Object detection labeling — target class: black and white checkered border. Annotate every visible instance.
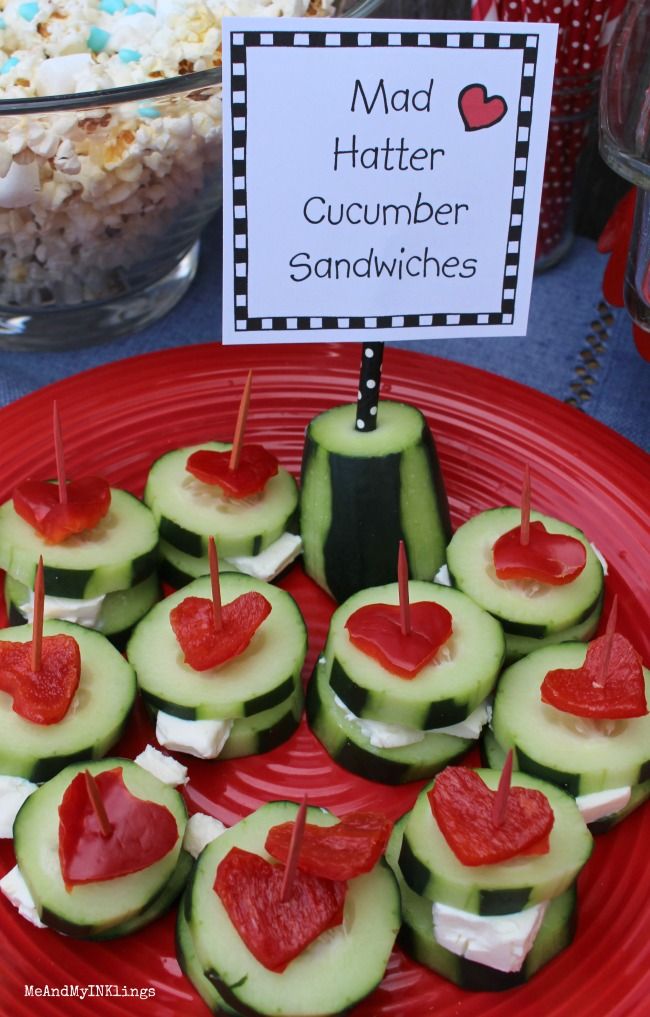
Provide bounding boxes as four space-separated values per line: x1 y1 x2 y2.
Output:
229 30 539 332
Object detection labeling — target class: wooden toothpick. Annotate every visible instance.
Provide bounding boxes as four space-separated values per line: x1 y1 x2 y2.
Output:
53 400 68 505
492 749 514 828
280 795 308 903
208 536 222 631
594 596 618 689
84 770 113 838
229 370 253 472
520 465 531 546
398 540 411 636
31 556 44 673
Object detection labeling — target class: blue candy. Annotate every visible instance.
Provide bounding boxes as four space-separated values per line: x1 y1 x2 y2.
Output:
119 49 141 63
138 104 161 119
18 2 39 21
87 26 110 53
0 16 6 28
126 2 155 13
99 0 126 11
0 56 19 74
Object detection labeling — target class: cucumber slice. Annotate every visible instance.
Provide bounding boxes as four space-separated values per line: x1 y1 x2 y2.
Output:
300 400 451 603
399 769 592 914
0 489 158 599
386 817 577 991
447 508 604 637
5 572 160 641
128 573 307 720
0 620 136 782
504 595 603 663
492 643 650 794
145 443 299 559
177 908 237 1015
187 801 400 1017
158 538 242 590
98 849 193 940
13 758 187 938
324 581 504 730
307 658 471 785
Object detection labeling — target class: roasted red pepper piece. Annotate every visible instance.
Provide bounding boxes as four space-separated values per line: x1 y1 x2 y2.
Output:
13 477 111 545
0 634 80 724
170 592 271 671
345 602 453 679
58 767 179 887
265 812 392 881
429 767 554 866
186 444 278 499
541 633 647 719
493 521 586 585
215 847 346 973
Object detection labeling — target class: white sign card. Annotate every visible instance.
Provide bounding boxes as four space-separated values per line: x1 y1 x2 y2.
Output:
221 19 557 344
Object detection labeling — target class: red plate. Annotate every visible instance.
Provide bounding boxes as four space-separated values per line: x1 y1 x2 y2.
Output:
0 343 648 1017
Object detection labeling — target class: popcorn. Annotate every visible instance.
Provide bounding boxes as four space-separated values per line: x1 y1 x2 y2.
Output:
0 0 334 307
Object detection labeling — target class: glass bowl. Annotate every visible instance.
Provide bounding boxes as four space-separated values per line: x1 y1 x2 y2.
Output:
0 0 388 350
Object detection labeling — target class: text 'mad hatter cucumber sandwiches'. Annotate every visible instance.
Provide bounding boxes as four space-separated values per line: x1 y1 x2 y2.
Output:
445 471 605 664
177 800 400 1016
308 543 504 784
387 761 592 990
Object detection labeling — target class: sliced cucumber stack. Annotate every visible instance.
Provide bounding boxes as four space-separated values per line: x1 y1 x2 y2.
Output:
386 816 578 991
0 620 136 782
399 769 592 915
128 573 307 758
446 507 604 660
13 758 188 938
144 442 299 566
182 801 400 1016
492 642 650 797
300 400 451 603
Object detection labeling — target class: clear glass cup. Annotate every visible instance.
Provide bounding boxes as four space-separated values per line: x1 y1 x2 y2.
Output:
599 0 650 332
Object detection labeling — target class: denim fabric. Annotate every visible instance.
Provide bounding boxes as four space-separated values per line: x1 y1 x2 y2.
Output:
0 218 648 452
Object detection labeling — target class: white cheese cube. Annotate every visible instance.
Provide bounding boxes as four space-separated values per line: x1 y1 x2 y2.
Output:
156 712 233 760
183 813 227 859
0 866 46 928
0 776 38 838
432 900 548 973
19 590 105 628
576 786 631 825
134 744 188 786
225 532 302 582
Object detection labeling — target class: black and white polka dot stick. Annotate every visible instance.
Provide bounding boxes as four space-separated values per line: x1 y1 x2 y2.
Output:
355 342 384 432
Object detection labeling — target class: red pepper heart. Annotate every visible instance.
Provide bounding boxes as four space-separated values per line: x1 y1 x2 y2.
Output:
541 633 647 719
493 521 586 585
13 477 111 545
458 83 508 132
58 767 179 887
0 634 80 724
185 444 278 499
170 591 272 671
215 846 346 973
345 602 453 678
265 812 392 881
429 767 554 866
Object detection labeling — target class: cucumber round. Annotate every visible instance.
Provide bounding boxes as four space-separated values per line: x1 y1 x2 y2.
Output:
399 769 592 915
144 443 299 559
386 816 577 991
307 658 471 785
187 801 400 1017
158 538 242 590
0 489 158 599
177 908 237 1015
13 758 188 938
5 572 160 642
324 581 504 730
447 508 604 637
128 573 307 720
504 595 603 663
300 400 451 603
0 620 136 782
492 642 650 795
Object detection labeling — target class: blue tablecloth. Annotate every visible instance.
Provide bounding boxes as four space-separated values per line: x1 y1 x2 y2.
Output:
1 216 648 453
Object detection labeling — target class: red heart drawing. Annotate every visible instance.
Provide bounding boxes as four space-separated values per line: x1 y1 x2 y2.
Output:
186 444 278 499
13 477 111 544
541 633 647 719
345 601 452 679
58 767 179 886
265 812 392 881
215 846 346 972
429 767 554 866
493 520 587 585
170 591 272 671
459 84 508 132
0 634 80 725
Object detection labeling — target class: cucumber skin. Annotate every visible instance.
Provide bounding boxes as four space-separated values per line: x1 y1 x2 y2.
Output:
140 672 298 723
300 405 451 604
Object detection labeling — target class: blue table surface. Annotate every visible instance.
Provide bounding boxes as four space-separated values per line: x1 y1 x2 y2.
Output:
1 216 648 454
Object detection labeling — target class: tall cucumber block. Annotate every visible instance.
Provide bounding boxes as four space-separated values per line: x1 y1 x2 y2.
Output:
300 400 451 602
